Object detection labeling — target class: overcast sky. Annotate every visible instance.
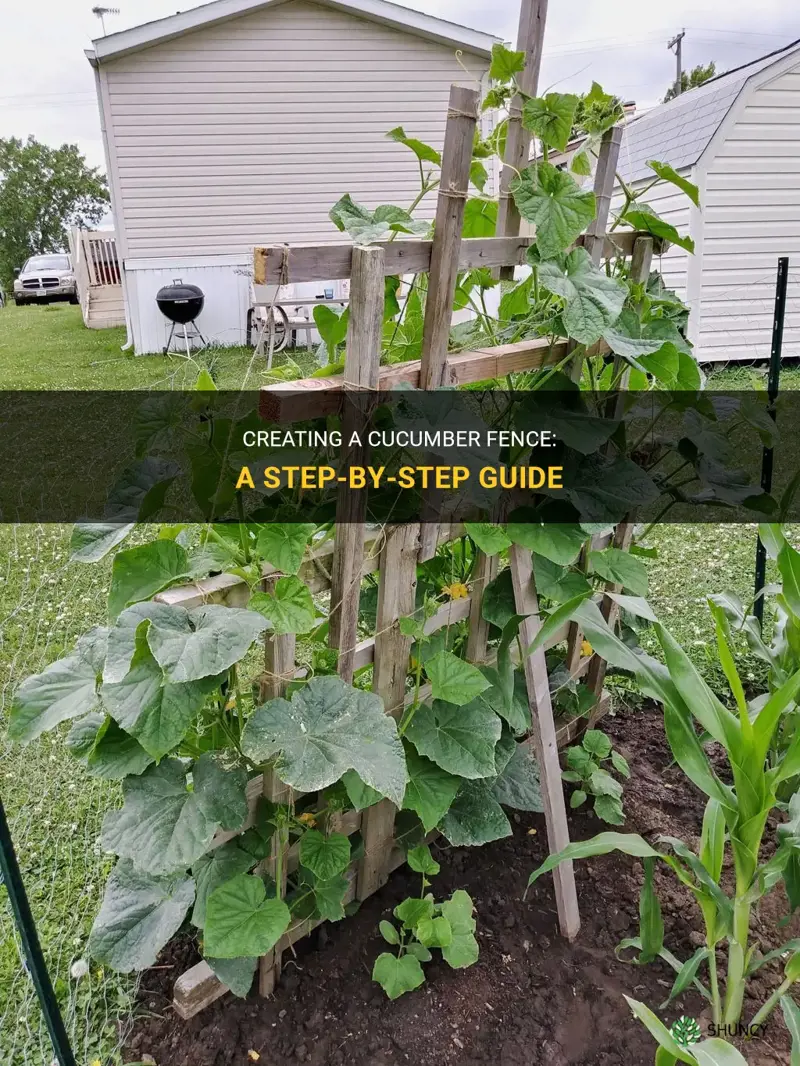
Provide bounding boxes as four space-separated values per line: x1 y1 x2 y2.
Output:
1 0 798 170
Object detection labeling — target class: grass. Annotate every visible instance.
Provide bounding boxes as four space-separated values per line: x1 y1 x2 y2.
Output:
0 302 314 390
0 302 796 1064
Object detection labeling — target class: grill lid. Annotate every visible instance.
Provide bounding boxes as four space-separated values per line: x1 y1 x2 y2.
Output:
156 283 204 303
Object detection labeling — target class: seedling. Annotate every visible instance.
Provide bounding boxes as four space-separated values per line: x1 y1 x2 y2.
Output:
561 728 630 824
372 844 479 999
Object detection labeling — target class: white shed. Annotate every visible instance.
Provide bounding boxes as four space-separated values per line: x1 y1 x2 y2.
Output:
614 39 800 363
86 0 498 355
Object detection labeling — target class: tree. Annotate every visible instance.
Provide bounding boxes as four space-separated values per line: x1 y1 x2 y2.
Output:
0 136 109 287
663 61 717 102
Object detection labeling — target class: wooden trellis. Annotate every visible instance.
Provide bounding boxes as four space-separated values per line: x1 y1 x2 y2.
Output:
162 72 655 1017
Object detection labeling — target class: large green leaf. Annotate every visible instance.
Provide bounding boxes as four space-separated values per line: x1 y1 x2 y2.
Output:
512 163 596 258
205 955 258 999
203 873 291 958
522 93 579 152
106 457 181 522
66 713 154 780
440 890 479 969
372 952 425 999
88 859 195 972
256 523 316 575
70 522 135 563
101 628 220 758
107 540 191 621
482 569 517 628
464 522 511 556
249 576 316 635
402 746 461 832
506 518 586 565
526 591 592 655
191 840 255 928
241 675 407 805
492 743 543 812
146 604 268 683
425 651 491 706
498 274 534 320
439 779 512 846
623 203 695 254
489 42 525 81
9 653 100 744
534 555 591 602
589 547 649 596
528 832 660 887
104 602 181 683
306 870 350 921
647 161 700 208
405 698 501 779
537 248 627 344
462 198 498 238
299 830 351 880
101 756 247 875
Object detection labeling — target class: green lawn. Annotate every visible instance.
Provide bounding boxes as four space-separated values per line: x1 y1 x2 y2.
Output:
0 302 313 390
0 302 795 1065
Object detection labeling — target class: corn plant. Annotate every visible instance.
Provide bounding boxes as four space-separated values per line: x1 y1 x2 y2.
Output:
527 585 800 1057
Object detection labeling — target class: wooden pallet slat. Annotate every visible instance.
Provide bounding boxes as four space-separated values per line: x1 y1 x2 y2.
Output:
358 523 419 900
509 543 580 940
328 244 384 680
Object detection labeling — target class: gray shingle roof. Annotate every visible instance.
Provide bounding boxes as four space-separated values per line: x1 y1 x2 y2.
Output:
618 39 800 183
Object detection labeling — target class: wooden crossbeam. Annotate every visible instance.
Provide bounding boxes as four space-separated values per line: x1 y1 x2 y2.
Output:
259 335 581 422
252 230 652 288
253 236 534 286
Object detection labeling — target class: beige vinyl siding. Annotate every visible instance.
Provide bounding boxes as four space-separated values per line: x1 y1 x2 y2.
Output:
103 0 488 258
698 64 800 362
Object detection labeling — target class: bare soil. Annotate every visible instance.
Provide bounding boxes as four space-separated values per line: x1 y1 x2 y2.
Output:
124 704 797 1066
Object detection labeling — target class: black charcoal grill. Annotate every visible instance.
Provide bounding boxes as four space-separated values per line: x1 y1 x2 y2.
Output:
156 280 208 356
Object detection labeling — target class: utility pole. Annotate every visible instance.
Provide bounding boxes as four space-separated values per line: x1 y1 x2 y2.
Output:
668 29 686 96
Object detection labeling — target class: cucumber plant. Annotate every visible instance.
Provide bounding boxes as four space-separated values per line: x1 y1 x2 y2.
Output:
373 844 479 999
562 728 630 824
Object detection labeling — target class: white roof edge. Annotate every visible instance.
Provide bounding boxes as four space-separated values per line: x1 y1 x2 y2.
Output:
90 0 501 62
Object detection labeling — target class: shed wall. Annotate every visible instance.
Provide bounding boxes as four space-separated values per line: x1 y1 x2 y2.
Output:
697 64 800 361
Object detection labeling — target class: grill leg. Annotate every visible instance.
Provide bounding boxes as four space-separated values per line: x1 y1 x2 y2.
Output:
192 322 208 349
163 321 176 355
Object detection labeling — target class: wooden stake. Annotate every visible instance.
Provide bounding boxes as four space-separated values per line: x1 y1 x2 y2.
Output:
358 523 419 899
583 124 624 266
329 245 384 680
496 0 549 276
568 123 624 383
419 83 480 390
258 576 296 997
509 543 580 940
465 546 499 664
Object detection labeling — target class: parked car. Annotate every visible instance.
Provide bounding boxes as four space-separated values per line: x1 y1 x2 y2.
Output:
13 254 78 306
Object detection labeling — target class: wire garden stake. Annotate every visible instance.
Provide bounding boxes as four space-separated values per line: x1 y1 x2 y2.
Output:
0 795 77 1066
754 256 789 628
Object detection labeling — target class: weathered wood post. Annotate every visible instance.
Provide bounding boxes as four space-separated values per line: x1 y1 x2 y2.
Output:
328 245 385 681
